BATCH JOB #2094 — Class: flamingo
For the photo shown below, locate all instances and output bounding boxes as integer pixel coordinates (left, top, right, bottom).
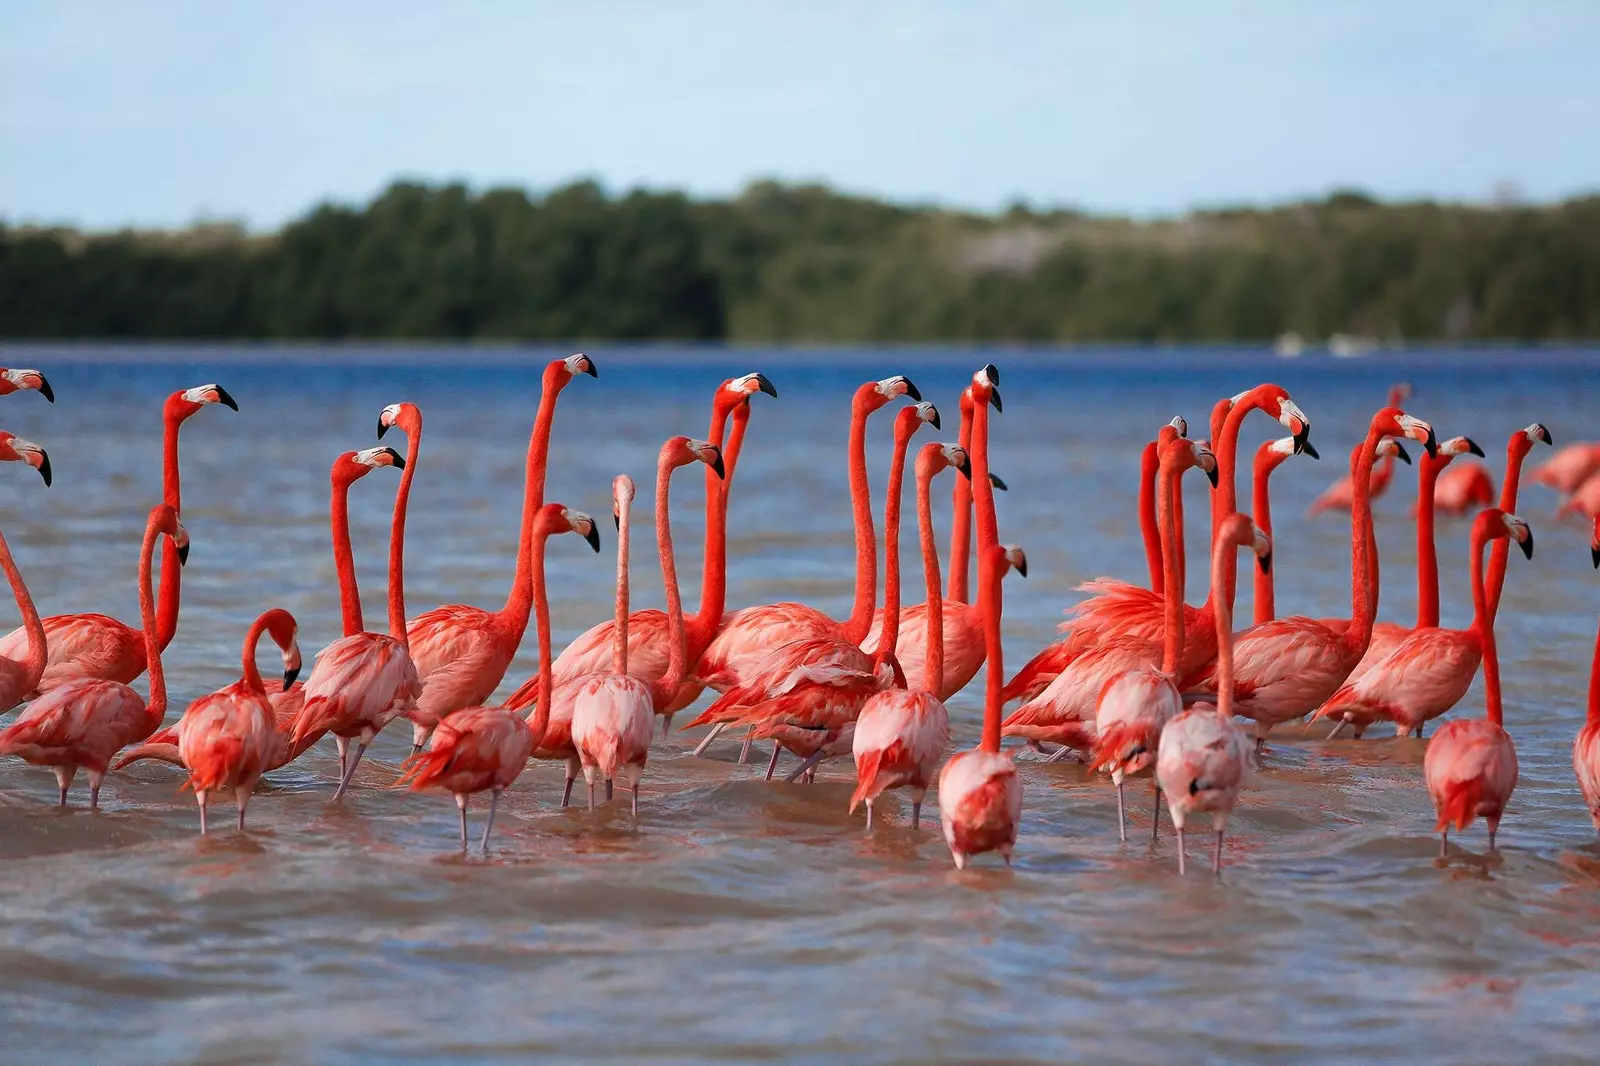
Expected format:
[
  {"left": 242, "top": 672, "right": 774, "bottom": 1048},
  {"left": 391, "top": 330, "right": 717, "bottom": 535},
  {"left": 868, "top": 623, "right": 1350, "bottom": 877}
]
[
  {"left": 0, "top": 504, "right": 186, "bottom": 807},
  {"left": 0, "top": 367, "right": 54, "bottom": 402},
  {"left": 1574, "top": 517, "right": 1600, "bottom": 833},
  {"left": 1186, "top": 407, "right": 1437, "bottom": 749},
  {"left": 174, "top": 608, "right": 301, "bottom": 833},
  {"left": 1554, "top": 476, "right": 1600, "bottom": 521},
  {"left": 0, "top": 435, "right": 51, "bottom": 713},
  {"left": 1000, "top": 383, "right": 1310, "bottom": 705},
  {"left": 0, "top": 383, "right": 236, "bottom": 695},
  {"left": 1306, "top": 382, "right": 1414, "bottom": 516},
  {"left": 850, "top": 441, "right": 969, "bottom": 830},
  {"left": 1090, "top": 437, "right": 1223, "bottom": 840},
  {"left": 287, "top": 445, "right": 424, "bottom": 799},
  {"left": 683, "top": 403, "right": 939, "bottom": 779},
  {"left": 1430, "top": 460, "right": 1494, "bottom": 517},
  {"left": 1318, "top": 501, "right": 1535, "bottom": 741},
  {"left": 571, "top": 440, "right": 725, "bottom": 810},
  {"left": 1530, "top": 441, "right": 1600, "bottom": 502},
  {"left": 399, "top": 503, "right": 601, "bottom": 848},
  {"left": 1000, "top": 441, "right": 1216, "bottom": 758},
  {"left": 1251, "top": 435, "right": 1320, "bottom": 625},
  {"left": 941, "top": 384, "right": 1013, "bottom": 606},
  {"left": 402, "top": 354, "right": 596, "bottom": 752},
  {"left": 1423, "top": 509, "right": 1531, "bottom": 856},
  {"left": 501, "top": 372, "right": 773, "bottom": 727},
  {"left": 1484, "top": 425, "right": 1553, "bottom": 621},
  {"left": 1142, "top": 416, "right": 1190, "bottom": 592},
  {"left": 1155, "top": 513, "right": 1271, "bottom": 876}
]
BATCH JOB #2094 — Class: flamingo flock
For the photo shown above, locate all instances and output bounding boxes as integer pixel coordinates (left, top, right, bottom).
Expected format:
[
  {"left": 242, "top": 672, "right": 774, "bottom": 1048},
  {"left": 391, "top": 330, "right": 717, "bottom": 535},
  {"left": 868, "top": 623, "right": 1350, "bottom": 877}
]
[{"left": 0, "top": 359, "right": 1597, "bottom": 877}]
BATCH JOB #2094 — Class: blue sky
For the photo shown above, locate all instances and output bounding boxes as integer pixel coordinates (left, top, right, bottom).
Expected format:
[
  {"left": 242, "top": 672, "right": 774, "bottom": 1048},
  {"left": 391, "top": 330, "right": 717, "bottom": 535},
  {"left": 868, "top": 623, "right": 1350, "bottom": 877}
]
[{"left": 2, "top": 1, "right": 1596, "bottom": 230}]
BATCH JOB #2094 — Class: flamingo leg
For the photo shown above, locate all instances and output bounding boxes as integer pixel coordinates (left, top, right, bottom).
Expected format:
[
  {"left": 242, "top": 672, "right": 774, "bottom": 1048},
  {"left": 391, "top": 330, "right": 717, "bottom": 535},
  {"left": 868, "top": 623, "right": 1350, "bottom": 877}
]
[
  {"left": 1439, "top": 828, "right": 1449, "bottom": 858},
  {"left": 660, "top": 714, "right": 673, "bottom": 739},
  {"left": 605, "top": 778, "right": 614, "bottom": 803},
  {"left": 1150, "top": 783, "right": 1162, "bottom": 845},
  {"left": 561, "top": 773, "right": 576, "bottom": 809},
  {"left": 332, "top": 742, "right": 367, "bottom": 801},
  {"left": 1487, "top": 819, "right": 1499, "bottom": 853},
  {"left": 865, "top": 801, "right": 874, "bottom": 832},
  {"left": 1412, "top": 724, "right": 1424, "bottom": 739},
  {"left": 1115, "top": 781, "right": 1127, "bottom": 843},
  {"left": 739, "top": 731, "right": 755, "bottom": 764},
  {"left": 630, "top": 783, "right": 639, "bottom": 818},
  {"left": 1176, "top": 826, "right": 1187, "bottom": 875},
  {"left": 1043, "top": 745, "right": 1074, "bottom": 764},
  {"left": 336, "top": 736, "right": 349, "bottom": 781},
  {"left": 1213, "top": 830, "right": 1225, "bottom": 876},
  {"left": 911, "top": 799, "right": 922, "bottom": 830},
  {"left": 235, "top": 786, "right": 250, "bottom": 831},
  {"left": 197, "top": 790, "right": 209, "bottom": 835},
  {"left": 783, "top": 750, "right": 824, "bottom": 783},
  {"left": 763, "top": 745, "right": 782, "bottom": 781},
  {"left": 691, "top": 723, "right": 726, "bottom": 758},
  {"left": 455, "top": 793, "right": 469, "bottom": 849},
  {"left": 479, "top": 791, "right": 499, "bottom": 851},
  {"left": 53, "top": 766, "right": 74, "bottom": 806},
  {"left": 1327, "top": 718, "right": 1348, "bottom": 740},
  {"left": 88, "top": 771, "right": 104, "bottom": 810},
  {"left": 587, "top": 780, "right": 596, "bottom": 810}
]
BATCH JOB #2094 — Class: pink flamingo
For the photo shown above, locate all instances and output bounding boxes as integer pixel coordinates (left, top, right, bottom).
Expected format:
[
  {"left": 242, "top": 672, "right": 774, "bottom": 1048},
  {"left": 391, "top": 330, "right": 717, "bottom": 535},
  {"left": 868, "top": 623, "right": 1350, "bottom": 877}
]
[
  {"left": 402, "top": 354, "right": 596, "bottom": 752},
  {"left": 1555, "top": 476, "right": 1600, "bottom": 521},
  {"left": 1574, "top": 518, "right": 1600, "bottom": 833},
  {"left": 1000, "top": 441, "right": 1217, "bottom": 758},
  {"left": 690, "top": 375, "right": 922, "bottom": 756},
  {"left": 1250, "top": 435, "right": 1319, "bottom": 624},
  {"left": 288, "top": 445, "right": 426, "bottom": 799},
  {"left": 683, "top": 403, "right": 938, "bottom": 778},
  {"left": 1000, "top": 384, "right": 1310, "bottom": 705},
  {"left": 0, "top": 504, "right": 186, "bottom": 807},
  {"left": 0, "top": 384, "right": 236, "bottom": 695},
  {"left": 1423, "top": 509, "right": 1531, "bottom": 856},
  {"left": 1090, "top": 437, "right": 1224, "bottom": 839},
  {"left": 0, "top": 436, "right": 51, "bottom": 713},
  {"left": 1531, "top": 441, "right": 1600, "bottom": 502},
  {"left": 1155, "top": 513, "right": 1271, "bottom": 876},
  {"left": 502, "top": 373, "right": 773, "bottom": 727},
  {"left": 1186, "top": 407, "right": 1437, "bottom": 749},
  {"left": 0, "top": 367, "right": 53, "bottom": 402},
  {"left": 399, "top": 503, "right": 601, "bottom": 848},
  {"left": 1431, "top": 461, "right": 1494, "bottom": 517},
  {"left": 850, "top": 441, "right": 969, "bottom": 830},
  {"left": 1484, "top": 426, "right": 1553, "bottom": 619},
  {"left": 571, "top": 440, "right": 725, "bottom": 810},
  {"left": 1305, "top": 382, "right": 1414, "bottom": 517},
  {"left": 174, "top": 608, "right": 301, "bottom": 833}
]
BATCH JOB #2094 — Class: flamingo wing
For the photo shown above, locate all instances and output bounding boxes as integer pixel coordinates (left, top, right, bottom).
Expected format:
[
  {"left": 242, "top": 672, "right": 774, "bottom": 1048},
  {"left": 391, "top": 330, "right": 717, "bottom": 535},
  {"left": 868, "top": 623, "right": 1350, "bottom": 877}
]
[
  {"left": 0, "top": 678, "right": 147, "bottom": 769},
  {"left": 0, "top": 613, "right": 145, "bottom": 693},
  {"left": 400, "top": 706, "right": 534, "bottom": 794},
  {"left": 294, "top": 633, "right": 421, "bottom": 741},
  {"left": 406, "top": 606, "right": 511, "bottom": 718},
  {"left": 695, "top": 602, "right": 840, "bottom": 691}
]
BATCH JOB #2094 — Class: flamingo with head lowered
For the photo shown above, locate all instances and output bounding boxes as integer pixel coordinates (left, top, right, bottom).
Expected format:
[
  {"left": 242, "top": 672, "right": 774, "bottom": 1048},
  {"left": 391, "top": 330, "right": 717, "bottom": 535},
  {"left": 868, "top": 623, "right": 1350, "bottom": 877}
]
[
  {"left": 401, "top": 354, "right": 596, "bottom": 753},
  {"left": 0, "top": 384, "right": 236, "bottom": 697}
]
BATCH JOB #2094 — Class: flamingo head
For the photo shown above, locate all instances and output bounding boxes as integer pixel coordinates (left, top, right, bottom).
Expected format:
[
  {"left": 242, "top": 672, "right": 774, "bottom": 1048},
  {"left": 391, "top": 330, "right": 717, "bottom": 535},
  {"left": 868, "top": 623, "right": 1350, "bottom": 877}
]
[
  {"left": 611, "top": 474, "right": 636, "bottom": 530},
  {"left": 566, "top": 507, "right": 602, "bottom": 554},
  {"left": 1169, "top": 415, "right": 1188, "bottom": 438},
  {"left": 895, "top": 401, "right": 941, "bottom": 440},
  {"left": 1375, "top": 438, "right": 1412, "bottom": 466},
  {"left": 917, "top": 442, "right": 971, "bottom": 481},
  {"left": 168, "top": 383, "right": 238, "bottom": 421},
  {"left": 1269, "top": 435, "right": 1319, "bottom": 460},
  {"left": 1229, "top": 384, "right": 1310, "bottom": 455},
  {"left": 861, "top": 375, "right": 921, "bottom": 415},
  {"left": 720, "top": 372, "right": 778, "bottom": 405},
  {"left": 1439, "top": 436, "right": 1486, "bottom": 459},
  {"left": 1373, "top": 407, "right": 1437, "bottom": 459},
  {"left": 259, "top": 608, "right": 302, "bottom": 689},
  {"left": 148, "top": 504, "right": 190, "bottom": 566},
  {"left": 1001, "top": 544, "right": 1028, "bottom": 579},
  {"left": 534, "top": 502, "right": 602, "bottom": 553},
  {"left": 562, "top": 353, "right": 599, "bottom": 379},
  {"left": 970, "top": 364, "right": 1002, "bottom": 412},
  {"left": 1158, "top": 437, "right": 1218, "bottom": 487},
  {"left": 1512, "top": 422, "right": 1554, "bottom": 458},
  {"left": 1386, "top": 381, "right": 1414, "bottom": 407},
  {"left": 1501, "top": 511, "right": 1534, "bottom": 561},
  {"left": 1218, "top": 513, "right": 1271, "bottom": 573},
  {"left": 334, "top": 446, "right": 404, "bottom": 486},
  {"left": 376, "top": 402, "right": 421, "bottom": 440},
  {"left": 0, "top": 368, "right": 53, "bottom": 402},
  {"left": 0, "top": 431, "right": 51, "bottom": 486},
  {"left": 663, "top": 436, "right": 725, "bottom": 480}
]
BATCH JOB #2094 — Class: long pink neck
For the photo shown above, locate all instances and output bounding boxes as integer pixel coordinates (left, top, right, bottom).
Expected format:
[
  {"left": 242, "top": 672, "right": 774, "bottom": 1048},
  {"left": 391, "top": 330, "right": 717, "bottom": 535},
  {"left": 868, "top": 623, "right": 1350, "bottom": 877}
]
[
  {"left": 1251, "top": 449, "right": 1279, "bottom": 625},
  {"left": 1486, "top": 438, "right": 1530, "bottom": 622},
  {"left": 917, "top": 464, "right": 944, "bottom": 692},
  {"left": 1342, "top": 428, "right": 1382, "bottom": 653},
  {"left": 156, "top": 410, "right": 184, "bottom": 650},
  {"left": 139, "top": 517, "right": 167, "bottom": 727},
  {"left": 1214, "top": 398, "right": 1258, "bottom": 610},
  {"left": 1588, "top": 614, "right": 1600, "bottom": 728},
  {"left": 1158, "top": 460, "right": 1185, "bottom": 675},
  {"left": 1211, "top": 537, "right": 1236, "bottom": 721},
  {"left": 971, "top": 395, "right": 1003, "bottom": 753},
  {"left": 0, "top": 525, "right": 45, "bottom": 694},
  {"left": 613, "top": 493, "right": 631, "bottom": 676},
  {"left": 972, "top": 391, "right": 998, "bottom": 553},
  {"left": 330, "top": 474, "right": 363, "bottom": 636},
  {"left": 840, "top": 388, "right": 878, "bottom": 644},
  {"left": 687, "top": 403, "right": 745, "bottom": 660},
  {"left": 389, "top": 422, "right": 419, "bottom": 648},
  {"left": 1139, "top": 441, "right": 1162, "bottom": 592},
  {"left": 500, "top": 364, "right": 567, "bottom": 640},
  {"left": 876, "top": 423, "right": 912, "bottom": 672},
  {"left": 1416, "top": 456, "right": 1444, "bottom": 629},
  {"left": 653, "top": 454, "right": 687, "bottom": 706},
  {"left": 1468, "top": 523, "right": 1502, "bottom": 727},
  {"left": 948, "top": 392, "right": 974, "bottom": 604},
  {"left": 524, "top": 526, "right": 557, "bottom": 745},
  {"left": 240, "top": 613, "right": 272, "bottom": 697}
]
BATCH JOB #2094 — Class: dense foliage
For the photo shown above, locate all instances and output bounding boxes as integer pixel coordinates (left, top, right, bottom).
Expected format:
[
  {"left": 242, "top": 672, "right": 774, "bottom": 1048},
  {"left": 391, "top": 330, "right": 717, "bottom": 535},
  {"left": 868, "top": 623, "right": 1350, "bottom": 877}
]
[{"left": 3, "top": 180, "right": 1597, "bottom": 341}]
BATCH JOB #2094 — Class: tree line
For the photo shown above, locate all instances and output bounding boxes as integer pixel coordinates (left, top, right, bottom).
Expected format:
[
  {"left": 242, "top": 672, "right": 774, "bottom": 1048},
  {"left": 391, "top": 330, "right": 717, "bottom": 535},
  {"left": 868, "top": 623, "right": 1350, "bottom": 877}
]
[{"left": 2, "top": 180, "right": 1596, "bottom": 341}]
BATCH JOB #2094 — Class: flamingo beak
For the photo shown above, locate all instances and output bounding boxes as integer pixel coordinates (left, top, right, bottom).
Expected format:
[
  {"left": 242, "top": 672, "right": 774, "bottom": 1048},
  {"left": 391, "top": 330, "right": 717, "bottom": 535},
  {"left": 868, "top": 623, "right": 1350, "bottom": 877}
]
[
  {"left": 1393, "top": 443, "right": 1412, "bottom": 466},
  {"left": 707, "top": 451, "right": 726, "bottom": 480},
  {"left": 1292, "top": 423, "right": 1310, "bottom": 455},
  {"left": 377, "top": 419, "right": 389, "bottom": 439},
  {"left": 35, "top": 376, "right": 54, "bottom": 403},
  {"left": 1258, "top": 550, "right": 1273, "bottom": 575},
  {"left": 176, "top": 540, "right": 191, "bottom": 567},
  {"left": 410, "top": 743, "right": 423, "bottom": 758},
  {"left": 613, "top": 512, "right": 621, "bottom": 530},
  {"left": 755, "top": 373, "right": 777, "bottom": 397},
  {"left": 927, "top": 408, "right": 942, "bottom": 431},
  {"left": 582, "top": 524, "right": 602, "bottom": 553},
  {"left": 386, "top": 449, "right": 405, "bottom": 470},
  {"left": 1518, "top": 531, "right": 1534, "bottom": 561},
  {"left": 582, "top": 360, "right": 599, "bottom": 378},
  {"left": 214, "top": 386, "right": 239, "bottom": 411},
  {"left": 1535, "top": 423, "right": 1553, "bottom": 447},
  {"left": 988, "top": 472, "right": 1006, "bottom": 490},
  {"left": 283, "top": 665, "right": 301, "bottom": 690},
  {"left": 988, "top": 387, "right": 1003, "bottom": 413},
  {"left": 1203, "top": 464, "right": 1219, "bottom": 488},
  {"left": 35, "top": 451, "right": 51, "bottom": 487},
  {"left": 1466, "top": 439, "right": 1486, "bottom": 458},
  {"left": 1421, "top": 426, "right": 1438, "bottom": 459},
  {"left": 954, "top": 453, "right": 972, "bottom": 479},
  {"left": 1591, "top": 544, "right": 1599, "bottom": 569},
  {"left": 902, "top": 379, "right": 923, "bottom": 402},
  {"left": 1301, "top": 440, "right": 1320, "bottom": 460},
  {"left": 981, "top": 363, "right": 1000, "bottom": 387}
]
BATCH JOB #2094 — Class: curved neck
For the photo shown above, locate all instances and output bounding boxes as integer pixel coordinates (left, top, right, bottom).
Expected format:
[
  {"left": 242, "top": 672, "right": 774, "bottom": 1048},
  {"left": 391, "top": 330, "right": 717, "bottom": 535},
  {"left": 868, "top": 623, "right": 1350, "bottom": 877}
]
[
  {"left": 139, "top": 519, "right": 166, "bottom": 722},
  {"left": 1158, "top": 461, "right": 1185, "bottom": 674},
  {"left": 876, "top": 427, "right": 911, "bottom": 671},
  {"left": 156, "top": 410, "right": 185, "bottom": 650},
  {"left": 330, "top": 474, "right": 363, "bottom": 636},
  {"left": 1588, "top": 614, "right": 1600, "bottom": 728},
  {"left": 978, "top": 551, "right": 1003, "bottom": 753},
  {"left": 240, "top": 613, "right": 271, "bottom": 697},
  {"left": 1469, "top": 525, "right": 1502, "bottom": 727},
  {"left": 613, "top": 494, "right": 631, "bottom": 676},
  {"left": 687, "top": 403, "right": 745, "bottom": 658},
  {"left": 1211, "top": 540, "right": 1236, "bottom": 720},
  {"left": 1213, "top": 399, "right": 1257, "bottom": 610},
  {"left": 0, "top": 525, "right": 45, "bottom": 691},
  {"left": 1486, "top": 440, "right": 1529, "bottom": 622},
  {"left": 1343, "top": 429, "right": 1382, "bottom": 650},
  {"left": 917, "top": 465, "right": 944, "bottom": 692},
  {"left": 1139, "top": 441, "right": 1162, "bottom": 592},
  {"left": 1416, "top": 458, "right": 1443, "bottom": 628},
  {"left": 389, "top": 425, "right": 419, "bottom": 647},
  {"left": 500, "top": 365, "right": 566, "bottom": 638},
  {"left": 840, "top": 390, "right": 878, "bottom": 644},
  {"left": 523, "top": 528, "right": 556, "bottom": 744},
  {"left": 972, "top": 393, "right": 998, "bottom": 553},
  {"left": 1251, "top": 451, "right": 1278, "bottom": 625},
  {"left": 947, "top": 393, "right": 974, "bottom": 604},
  {"left": 655, "top": 456, "right": 687, "bottom": 701}
]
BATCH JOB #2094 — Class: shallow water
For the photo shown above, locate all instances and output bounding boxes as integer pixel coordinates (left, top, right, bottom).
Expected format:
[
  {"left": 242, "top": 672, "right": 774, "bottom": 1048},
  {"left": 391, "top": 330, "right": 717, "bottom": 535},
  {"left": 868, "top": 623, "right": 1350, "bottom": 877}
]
[{"left": 0, "top": 344, "right": 1597, "bottom": 1064}]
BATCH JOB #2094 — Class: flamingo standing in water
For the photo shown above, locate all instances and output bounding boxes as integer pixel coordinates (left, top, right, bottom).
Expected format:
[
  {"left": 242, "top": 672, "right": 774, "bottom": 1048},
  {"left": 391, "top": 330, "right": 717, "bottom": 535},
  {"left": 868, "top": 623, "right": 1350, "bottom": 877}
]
[
  {"left": 1187, "top": 407, "right": 1437, "bottom": 749},
  {"left": 399, "top": 503, "right": 601, "bottom": 848},
  {"left": 1250, "top": 435, "right": 1319, "bottom": 625},
  {"left": 174, "top": 608, "right": 301, "bottom": 833},
  {"left": 402, "top": 354, "right": 596, "bottom": 753},
  {"left": 1156, "top": 513, "right": 1271, "bottom": 876},
  {"left": 288, "top": 445, "right": 422, "bottom": 799},
  {"left": 850, "top": 441, "right": 969, "bottom": 830},
  {"left": 684, "top": 403, "right": 940, "bottom": 779},
  {"left": 1485, "top": 425, "right": 1553, "bottom": 615},
  {"left": 1000, "top": 383, "right": 1310, "bottom": 705},
  {"left": 1573, "top": 517, "right": 1600, "bottom": 832},
  {"left": 0, "top": 367, "right": 53, "bottom": 402},
  {"left": 1431, "top": 459, "right": 1494, "bottom": 517},
  {"left": 503, "top": 373, "right": 774, "bottom": 727},
  {"left": 1305, "top": 382, "right": 1414, "bottom": 516},
  {"left": 1531, "top": 441, "right": 1600, "bottom": 507},
  {"left": 690, "top": 375, "right": 921, "bottom": 758},
  {"left": 1423, "top": 509, "right": 1532, "bottom": 856},
  {"left": 0, "top": 435, "right": 52, "bottom": 713},
  {"left": 0, "top": 505, "right": 186, "bottom": 807},
  {"left": 0, "top": 384, "right": 236, "bottom": 695}
]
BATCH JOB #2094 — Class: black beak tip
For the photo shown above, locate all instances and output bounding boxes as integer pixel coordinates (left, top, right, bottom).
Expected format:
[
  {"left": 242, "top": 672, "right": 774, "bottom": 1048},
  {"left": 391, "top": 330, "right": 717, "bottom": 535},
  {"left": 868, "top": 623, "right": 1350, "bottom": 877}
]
[
  {"left": 956, "top": 457, "right": 972, "bottom": 479},
  {"left": 215, "top": 386, "right": 239, "bottom": 411},
  {"left": 1590, "top": 545, "right": 1599, "bottom": 569},
  {"left": 377, "top": 420, "right": 389, "bottom": 439},
  {"left": 384, "top": 447, "right": 405, "bottom": 470},
  {"left": 1204, "top": 466, "right": 1219, "bottom": 488},
  {"left": 1259, "top": 551, "right": 1273, "bottom": 575},
  {"left": 1302, "top": 440, "right": 1321, "bottom": 460},
  {"left": 982, "top": 363, "right": 1000, "bottom": 387},
  {"left": 902, "top": 379, "right": 923, "bottom": 403},
  {"left": 710, "top": 454, "right": 726, "bottom": 481},
  {"left": 176, "top": 541, "right": 191, "bottom": 567},
  {"left": 989, "top": 387, "right": 1003, "bottom": 414},
  {"left": 283, "top": 666, "right": 301, "bottom": 690},
  {"left": 1292, "top": 427, "right": 1311, "bottom": 455},
  {"left": 1537, "top": 424, "right": 1553, "bottom": 447},
  {"left": 988, "top": 472, "right": 1007, "bottom": 491},
  {"left": 928, "top": 410, "right": 942, "bottom": 431},
  {"left": 1519, "top": 534, "right": 1534, "bottom": 561},
  {"left": 584, "top": 527, "right": 602, "bottom": 553},
  {"left": 755, "top": 373, "right": 778, "bottom": 398},
  {"left": 1394, "top": 443, "right": 1412, "bottom": 466},
  {"left": 37, "top": 454, "right": 51, "bottom": 487},
  {"left": 37, "top": 378, "right": 54, "bottom": 403},
  {"left": 1016, "top": 559, "right": 1028, "bottom": 579},
  {"left": 1422, "top": 429, "right": 1439, "bottom": 459},
  {"left": 1467, "top": 439, "right": 1486, "bottom": 458},
  {"left": 612, "top": 512, "right": 620, "bottom": 530}
]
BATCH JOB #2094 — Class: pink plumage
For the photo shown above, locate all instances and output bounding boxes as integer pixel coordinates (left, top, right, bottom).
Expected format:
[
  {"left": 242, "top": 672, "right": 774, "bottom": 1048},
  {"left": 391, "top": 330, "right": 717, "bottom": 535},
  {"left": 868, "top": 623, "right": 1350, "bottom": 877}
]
[
  {"left": 1424, "top": 718, "right": 1517, "bottom": 836},
  {"left": 937, "top": 749, "right": 1021, "bottom": 868}
]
